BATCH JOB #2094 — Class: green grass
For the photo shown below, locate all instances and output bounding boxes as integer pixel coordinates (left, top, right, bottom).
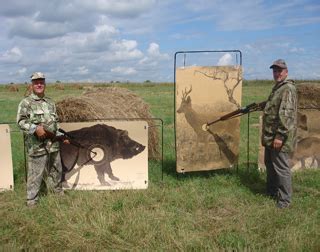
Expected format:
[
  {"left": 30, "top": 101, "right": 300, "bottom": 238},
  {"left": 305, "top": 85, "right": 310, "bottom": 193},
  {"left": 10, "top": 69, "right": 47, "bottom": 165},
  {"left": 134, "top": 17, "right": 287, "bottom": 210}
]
[{"left": 0, "top": 82, "right": 319, "bottom": 250}]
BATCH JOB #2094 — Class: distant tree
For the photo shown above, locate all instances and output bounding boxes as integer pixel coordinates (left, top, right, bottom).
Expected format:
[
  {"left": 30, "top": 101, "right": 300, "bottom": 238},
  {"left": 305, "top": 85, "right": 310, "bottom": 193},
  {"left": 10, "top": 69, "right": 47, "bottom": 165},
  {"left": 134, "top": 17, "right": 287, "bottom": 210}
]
[
  {"left": 56, "top": 80, "right": 61, "bottom": 83},
  {"left": 144, "top": 80, "right": 151, "bottom": 83}
]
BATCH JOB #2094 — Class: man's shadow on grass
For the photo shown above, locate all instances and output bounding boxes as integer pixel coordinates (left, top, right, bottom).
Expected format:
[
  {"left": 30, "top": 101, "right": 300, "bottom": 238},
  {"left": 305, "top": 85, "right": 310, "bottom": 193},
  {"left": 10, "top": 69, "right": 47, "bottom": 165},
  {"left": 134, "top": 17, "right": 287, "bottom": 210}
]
[
  {"left": 162, "top": 158, "right": 267, "bottom": 196},
  {"left": 236, "top": 162, "right": 267, "bottom": 195}
]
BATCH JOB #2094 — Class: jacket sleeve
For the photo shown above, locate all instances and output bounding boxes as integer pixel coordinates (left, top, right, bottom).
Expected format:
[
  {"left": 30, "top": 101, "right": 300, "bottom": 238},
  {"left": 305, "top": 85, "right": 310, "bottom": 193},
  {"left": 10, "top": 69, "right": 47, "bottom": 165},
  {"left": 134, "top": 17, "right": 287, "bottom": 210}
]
[
  {"left": 16, "top": 100, "right": 37, "bottom": 135},
  {"left": 53, "top": 103, "right": 63, "bottom": 137},
  {"left": 275, "top": 87, "right": 297, "bottom": 141}
]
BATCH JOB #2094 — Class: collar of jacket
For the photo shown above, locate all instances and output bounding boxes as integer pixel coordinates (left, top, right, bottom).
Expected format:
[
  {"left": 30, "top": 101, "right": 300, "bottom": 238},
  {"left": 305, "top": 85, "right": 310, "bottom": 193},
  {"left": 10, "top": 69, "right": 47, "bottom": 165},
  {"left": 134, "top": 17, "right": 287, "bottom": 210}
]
[
  {"left": 272, "top": 78, "right": 295, "bottom": 92},
  {"left": 30, "top": 92, "right": 48, "bottom": 101}
]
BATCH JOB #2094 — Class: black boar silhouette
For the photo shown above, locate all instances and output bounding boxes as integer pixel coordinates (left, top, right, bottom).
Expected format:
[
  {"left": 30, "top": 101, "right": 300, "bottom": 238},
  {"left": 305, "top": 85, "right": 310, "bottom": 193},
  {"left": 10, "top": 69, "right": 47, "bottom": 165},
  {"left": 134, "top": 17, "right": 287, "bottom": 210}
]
[{"left": 60, "top": 124, "right": 145, "bottom": 185}]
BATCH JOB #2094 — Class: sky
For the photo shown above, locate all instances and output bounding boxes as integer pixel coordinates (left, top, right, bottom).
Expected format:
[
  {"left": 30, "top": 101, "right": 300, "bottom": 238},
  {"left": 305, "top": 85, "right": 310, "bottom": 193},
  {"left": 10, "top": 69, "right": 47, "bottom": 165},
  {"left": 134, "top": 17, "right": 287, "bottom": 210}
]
[{"left": 0, "top": 0, "right": 319, "bottom": 84}]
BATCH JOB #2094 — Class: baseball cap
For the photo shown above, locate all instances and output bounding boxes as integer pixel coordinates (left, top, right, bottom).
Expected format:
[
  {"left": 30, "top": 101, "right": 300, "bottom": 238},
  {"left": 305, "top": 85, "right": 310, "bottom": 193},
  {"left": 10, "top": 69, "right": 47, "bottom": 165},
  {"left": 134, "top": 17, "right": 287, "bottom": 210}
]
[
  {"left": 270, "top": 59, "right": 287, "bottom": 69},
  {"left": 30, "top": 72, "right": 45, "bottom": 80}
]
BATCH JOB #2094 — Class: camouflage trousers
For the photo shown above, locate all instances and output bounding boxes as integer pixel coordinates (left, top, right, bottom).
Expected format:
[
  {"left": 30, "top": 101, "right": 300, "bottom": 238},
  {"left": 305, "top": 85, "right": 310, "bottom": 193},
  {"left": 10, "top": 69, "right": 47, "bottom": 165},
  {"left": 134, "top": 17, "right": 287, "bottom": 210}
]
[{"left": 27, "top": 151, "right": 63, "bottom": 205}]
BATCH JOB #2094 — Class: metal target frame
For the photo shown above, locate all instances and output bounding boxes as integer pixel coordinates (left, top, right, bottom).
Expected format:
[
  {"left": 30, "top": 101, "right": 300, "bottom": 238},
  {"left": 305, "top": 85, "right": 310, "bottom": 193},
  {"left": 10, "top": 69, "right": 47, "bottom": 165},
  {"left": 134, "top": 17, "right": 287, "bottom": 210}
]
[{"left": 173, "top": 50, "right": 251, "bottom": 173}]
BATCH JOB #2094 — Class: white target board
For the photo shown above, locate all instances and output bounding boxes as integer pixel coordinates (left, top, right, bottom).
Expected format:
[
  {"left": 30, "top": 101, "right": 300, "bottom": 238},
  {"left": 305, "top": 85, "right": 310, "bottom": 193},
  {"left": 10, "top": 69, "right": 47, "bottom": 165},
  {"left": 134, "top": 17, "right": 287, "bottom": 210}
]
[
  {"left": 60, "top": 121, "right": 148, "bottom": 190},
  {"left": 0, "top": 124, "right": 14, "bottom": 191}
]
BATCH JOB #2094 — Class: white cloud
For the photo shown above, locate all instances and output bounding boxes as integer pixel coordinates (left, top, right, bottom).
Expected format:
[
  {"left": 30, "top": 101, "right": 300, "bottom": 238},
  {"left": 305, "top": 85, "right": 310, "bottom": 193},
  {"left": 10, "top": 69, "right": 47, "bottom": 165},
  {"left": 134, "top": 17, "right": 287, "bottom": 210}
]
[
  {"left": 111, "top": 66, "right": 137, "bottom": 75},
  {"left": 114, "top": 39, "right": 139, "bottom": 51},
  {"left": 95, "top": 24, "right": 118, "bottom": 35},
  {"left": 78, "top": 0, "right": 156, "bottom": 17},
  {"left": 289, "top": 47, "right": 305, "bottom": 53},
  {"left": 0, "top": 0, "right": 319, "bottom": 83},
  {"left": 147, "top": 43, "right": 160, "bottom": 56},
  {"left": 217, "top": 53, "right": 233, "bottom": 66},
  {"left": 139, "top": 42, "right": 169, "bottom": 65},
  {"left": 8, "top": 17, "right": 70, "bottom": 39},
  {"left": 17, "top": 67, "right": 27, "bottom": 75},
  {"left": 109, "top": 40, "right": 143, "bottom": 61},
  {"left": 77, "top": 66, "right": 89, "bottom": 75},
  {"left": 0, "top": 47, "right": 23, "bottom": 63},
  {"left": 148, "top": 43, "right": 169, "bottom": 59}
]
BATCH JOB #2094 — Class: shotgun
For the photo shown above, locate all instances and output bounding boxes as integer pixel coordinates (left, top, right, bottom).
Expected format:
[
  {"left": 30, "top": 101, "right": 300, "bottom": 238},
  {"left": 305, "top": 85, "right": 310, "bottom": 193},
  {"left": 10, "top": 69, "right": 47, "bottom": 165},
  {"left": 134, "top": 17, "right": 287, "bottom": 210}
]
[{"left": 202, "top": 101, "right": 266, "bottom": 131}]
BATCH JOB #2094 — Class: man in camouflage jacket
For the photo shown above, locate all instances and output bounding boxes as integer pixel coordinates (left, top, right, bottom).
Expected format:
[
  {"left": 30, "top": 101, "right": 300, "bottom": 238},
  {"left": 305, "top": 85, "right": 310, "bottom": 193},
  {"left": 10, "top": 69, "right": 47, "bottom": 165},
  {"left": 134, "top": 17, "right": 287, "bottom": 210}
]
[
  {"left": 17, "top": 72, "right": 68, "bottom": 207},
  {"left": 262, "top": 59, "right": 297, "bottom": 209}
]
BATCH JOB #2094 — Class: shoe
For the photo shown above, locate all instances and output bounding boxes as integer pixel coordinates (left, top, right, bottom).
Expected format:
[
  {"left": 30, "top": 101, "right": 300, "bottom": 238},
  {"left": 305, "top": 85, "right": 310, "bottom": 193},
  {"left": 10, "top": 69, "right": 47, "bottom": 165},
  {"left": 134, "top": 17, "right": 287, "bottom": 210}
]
[
  {"left": 55, "top": 190, "right": 65, "bottom": 196},
  {"left": 276, "top": 202, "right": 290, "bottom": 209},
  {"left": 27, "top": 201, "right": 38, "bottom": 208}
]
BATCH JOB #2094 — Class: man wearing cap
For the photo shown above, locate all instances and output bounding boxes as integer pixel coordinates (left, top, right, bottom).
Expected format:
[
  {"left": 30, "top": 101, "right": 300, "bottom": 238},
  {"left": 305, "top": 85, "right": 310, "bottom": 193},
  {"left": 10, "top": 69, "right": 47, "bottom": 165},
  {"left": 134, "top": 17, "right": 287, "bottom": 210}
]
[
  {"left": 261, "top": 59, "right": 297, "bottom": 209},
  {"left": 17, "top": 72, "right": 68, "bottom": 207}
]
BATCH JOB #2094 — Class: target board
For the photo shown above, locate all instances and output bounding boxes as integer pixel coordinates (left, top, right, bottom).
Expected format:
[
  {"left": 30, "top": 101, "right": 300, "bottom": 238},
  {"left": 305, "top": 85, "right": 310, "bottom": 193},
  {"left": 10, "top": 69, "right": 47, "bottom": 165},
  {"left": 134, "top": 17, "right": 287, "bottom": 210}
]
[
  {"left": 175, "top": 66, "right": 242, "bottom": 172},
  {"left": 258, "top": 109, "right": 320, "bottom": 171},
  {"left": 60, "top": 121, "right": 148, "bottom": 190},
  {"left": 0, "top": 124, "right": 14, "bottom": 191}
]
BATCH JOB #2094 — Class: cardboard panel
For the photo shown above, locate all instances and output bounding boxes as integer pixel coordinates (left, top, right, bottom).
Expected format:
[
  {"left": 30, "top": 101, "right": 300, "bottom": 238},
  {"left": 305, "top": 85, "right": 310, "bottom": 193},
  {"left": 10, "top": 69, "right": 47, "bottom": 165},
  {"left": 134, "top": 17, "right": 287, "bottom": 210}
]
[
  {"left": 60, "top": 121, "right": 148, "bottom": 190},
  {"left": 258, "top": 109, "right": 320, "bottom": 171},
  {"left": 0, "top": 124, "right": 14, "bottom": 191},
  {"left": 175, "top": 66, "right": 242, "bottom": 172}
]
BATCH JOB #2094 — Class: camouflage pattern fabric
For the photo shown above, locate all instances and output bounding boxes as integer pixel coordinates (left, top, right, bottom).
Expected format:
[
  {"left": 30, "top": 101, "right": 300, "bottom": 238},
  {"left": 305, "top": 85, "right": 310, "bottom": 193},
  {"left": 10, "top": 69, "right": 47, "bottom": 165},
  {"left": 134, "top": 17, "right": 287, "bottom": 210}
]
[
  {"left": 262, "top": 79, "right": 297, "bottom": 152},
  {"left": 27, "top": 151, "right": 63, "bottom": 204},
  {"left": 17, "top": 93, "right": 60, "bottom": 156}
]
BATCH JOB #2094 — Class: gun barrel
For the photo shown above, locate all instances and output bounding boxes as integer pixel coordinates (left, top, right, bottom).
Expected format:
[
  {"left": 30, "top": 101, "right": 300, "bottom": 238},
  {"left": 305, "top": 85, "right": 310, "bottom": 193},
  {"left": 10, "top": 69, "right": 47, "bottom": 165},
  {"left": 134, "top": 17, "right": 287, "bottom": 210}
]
[
  {"left": 58, "top": 128, "right": 96, "bottom": 155},
  {"left": 202, "top": 100, "right": 266, "bottom": 131}
]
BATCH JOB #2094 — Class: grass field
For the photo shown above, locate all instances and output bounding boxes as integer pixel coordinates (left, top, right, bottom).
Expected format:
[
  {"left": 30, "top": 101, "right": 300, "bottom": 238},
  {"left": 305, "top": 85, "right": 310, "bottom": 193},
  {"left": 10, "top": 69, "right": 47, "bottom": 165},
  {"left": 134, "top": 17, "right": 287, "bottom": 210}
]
[{"left": 0, "top": 81, "right": 319, "bottom": 250}]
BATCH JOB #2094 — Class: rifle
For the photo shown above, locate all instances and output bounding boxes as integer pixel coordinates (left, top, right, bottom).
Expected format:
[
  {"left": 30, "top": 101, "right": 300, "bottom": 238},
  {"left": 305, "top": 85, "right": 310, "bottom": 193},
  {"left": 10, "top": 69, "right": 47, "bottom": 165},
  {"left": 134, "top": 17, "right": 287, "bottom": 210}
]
[
  {"left": 202, "top": 101, "right": 267, "bottom": 131},
  {"left": 40, "top": 125, "right": 96, "bottom": 155},
  {"left": 41, "top": 125, "right": 68, "bottom": 142}
]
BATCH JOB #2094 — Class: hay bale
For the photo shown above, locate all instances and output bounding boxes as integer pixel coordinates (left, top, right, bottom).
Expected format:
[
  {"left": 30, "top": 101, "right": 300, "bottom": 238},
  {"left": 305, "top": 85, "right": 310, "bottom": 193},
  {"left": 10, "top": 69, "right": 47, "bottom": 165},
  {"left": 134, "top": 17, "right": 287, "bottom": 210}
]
[
  {"left": 56, "top": 87, "right": 160, "bottom": 159},
  {"left": 71, "top": 84, "right": 83, "bottom": 90},
  {"left": 24, "top": 84, "right": 32, "bottom": 97},
  {"left": 296, "top": 83, "right": 320, "bottom": 137},
  {"left": 297, "top": 83, "right": 320, "bottom": 108},
  {"left": 54, "top": 84, "right": 65, "bottom": 90},
  {"left": 56, "top": 97, "right": 104, "bottom": 121},
  {"left": 7, "top": 85, "right": 19, "bottom": 92},
  {"left": 82, "top": 85, "right": 95, "bottom": 92}
]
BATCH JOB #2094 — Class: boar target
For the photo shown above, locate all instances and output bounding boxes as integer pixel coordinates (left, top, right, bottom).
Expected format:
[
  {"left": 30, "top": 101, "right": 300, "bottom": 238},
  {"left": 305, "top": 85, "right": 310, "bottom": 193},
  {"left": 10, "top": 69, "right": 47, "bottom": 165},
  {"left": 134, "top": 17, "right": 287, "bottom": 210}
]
[{"left": 59, "top": 121, "right": 148, "bottom": 190}]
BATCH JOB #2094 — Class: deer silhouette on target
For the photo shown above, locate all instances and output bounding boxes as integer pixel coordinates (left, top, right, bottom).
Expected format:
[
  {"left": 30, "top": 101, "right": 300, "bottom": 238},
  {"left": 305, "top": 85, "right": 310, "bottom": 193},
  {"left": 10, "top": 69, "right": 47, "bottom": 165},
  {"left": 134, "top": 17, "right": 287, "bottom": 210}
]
[
  {"left": 60, "top": 124, "right": 146, "bottom": 186},
  {"left": 175, "top": 65, "right": 243, "bottom": 172}
]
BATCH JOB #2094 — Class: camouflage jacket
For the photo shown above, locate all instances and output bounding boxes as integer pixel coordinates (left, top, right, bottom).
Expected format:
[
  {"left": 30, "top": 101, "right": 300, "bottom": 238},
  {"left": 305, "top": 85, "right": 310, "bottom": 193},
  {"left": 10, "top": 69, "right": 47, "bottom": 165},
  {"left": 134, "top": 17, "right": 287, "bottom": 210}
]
[
  {"left": 262, "top": 79, "right": 297, "bottom": 152},
  {"left": 17, "top": 93, "right": 61, "bottom": 156}
]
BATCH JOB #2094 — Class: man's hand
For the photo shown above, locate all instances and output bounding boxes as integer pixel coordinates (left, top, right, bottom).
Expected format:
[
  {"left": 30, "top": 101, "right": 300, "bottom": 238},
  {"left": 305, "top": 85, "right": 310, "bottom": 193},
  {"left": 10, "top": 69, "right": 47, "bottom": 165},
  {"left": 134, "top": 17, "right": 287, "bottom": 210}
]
[
  {"left": 35, "top": 125, "right": 47, "bottom": 140},
  {"left": 63, "top": 139, "right": 70, "bottom": 144},
  {"left": 273, "top": 138, "right": 283, "bottom": 150}
]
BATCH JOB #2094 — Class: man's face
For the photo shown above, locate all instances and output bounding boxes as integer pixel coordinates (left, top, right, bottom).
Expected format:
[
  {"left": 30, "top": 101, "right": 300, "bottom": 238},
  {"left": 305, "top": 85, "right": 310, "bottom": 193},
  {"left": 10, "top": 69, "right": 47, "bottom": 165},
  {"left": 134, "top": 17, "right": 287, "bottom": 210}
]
[
  {"left": 272, "top": 67, "right": 288, "bottom": 84},
  {"left": 32, "top": 78, "right": 46, "bottom": 96}
]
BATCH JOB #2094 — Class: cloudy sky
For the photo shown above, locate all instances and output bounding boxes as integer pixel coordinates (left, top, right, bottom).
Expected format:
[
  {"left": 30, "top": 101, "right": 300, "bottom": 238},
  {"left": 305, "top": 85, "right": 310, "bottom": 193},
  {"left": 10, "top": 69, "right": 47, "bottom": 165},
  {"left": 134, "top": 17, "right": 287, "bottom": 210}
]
[{"left": 0, "top": 0, "right": 319, "bottom": 83}]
